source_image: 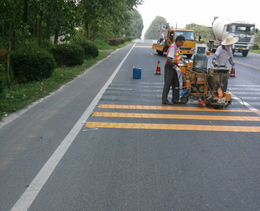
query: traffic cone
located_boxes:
[198,97,206,107]
[155,60,162,75]
[230,66,235,77]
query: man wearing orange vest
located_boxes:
[162,35,185,104]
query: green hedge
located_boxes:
[125,36,135,42]
[108,38,125,46]
[75,41,99,58]
[252,44,259,50]
[52,44,85,67]
[11,45,55,82]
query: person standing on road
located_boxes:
[213,36,238,67]
[162,35,185,104]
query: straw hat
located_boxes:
[221,36,239,45]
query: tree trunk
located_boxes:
[23,0,28,23]
[46,17,51,41]
[54,30,59,44]
[33,20,37,38]
[84,21,89,39]
[6,24,14,89]
[37,11,43,46]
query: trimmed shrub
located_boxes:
[125,36,135,42]
[41,40,54,52]
[108,38,125,46]
[75,40,99,58]
[51,44,85,67]
[252,44,259,50]
[11,45,55,82]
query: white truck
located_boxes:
[207,17,257,57]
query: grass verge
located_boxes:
[0,51,110,120]
[250,42,260,53]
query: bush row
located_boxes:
[10,41,99,82]
[11,45,56,82]
[109,38,125,46]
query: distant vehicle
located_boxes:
[152,26,196,58]
[207,17,257,57]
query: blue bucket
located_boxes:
[133,67,141,79]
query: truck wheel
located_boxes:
[242,50,248,57]
[157,50,163,55]
[180,96,189,104]
[186,54,192,59]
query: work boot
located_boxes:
[162,99,170,104]
[172,100,182,104]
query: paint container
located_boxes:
[133,67,141,79]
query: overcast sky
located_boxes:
[137,0,259,37]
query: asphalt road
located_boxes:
[0,40,260,211]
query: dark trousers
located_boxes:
[162,64,180,102]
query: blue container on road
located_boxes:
[133,67,141,79]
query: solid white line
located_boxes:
[10,42,137,211]
[231,93,260,116]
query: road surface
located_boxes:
[0,40,260,211]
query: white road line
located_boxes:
[10,42,137,211]
[231,93,260,116]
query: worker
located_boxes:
[212,36,238,67]
[162,35,185,104]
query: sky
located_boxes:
[136,0,260,37]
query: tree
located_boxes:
[27,0,80,45]
[144,16,167,39]
[81,0,143,40]
[125,9,143,38]
[0,0,27,88]
[185,23,213,42]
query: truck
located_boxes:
[207,17,257,57]
[152,27,196,58]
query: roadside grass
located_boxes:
[0,51,110,120]
[251,42,260,53]
[94,40,134,50]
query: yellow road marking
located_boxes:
[92,112,260,121]
[235,60,260,70]
[98,104,259,113]
[134,46,152,48]
[85,122,260,132]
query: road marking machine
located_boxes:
[179,47,232,109]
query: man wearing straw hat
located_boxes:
[213,36,239,67]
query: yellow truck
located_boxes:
[152,28,196,58]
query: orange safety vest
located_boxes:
[165,44,181,65]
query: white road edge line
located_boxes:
[231,92,260,116]
[10,41,138,211]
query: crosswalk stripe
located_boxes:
[85,122,260,132]
[92,112,260,121]
[98,104,259,113]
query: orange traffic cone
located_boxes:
[198,97,206,107]
[230,66,235,77]
[155,60,162,75]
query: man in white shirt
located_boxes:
[213,36,238,67]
